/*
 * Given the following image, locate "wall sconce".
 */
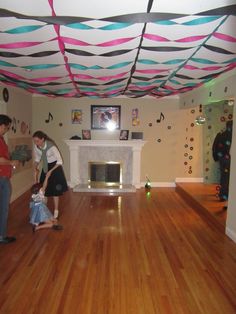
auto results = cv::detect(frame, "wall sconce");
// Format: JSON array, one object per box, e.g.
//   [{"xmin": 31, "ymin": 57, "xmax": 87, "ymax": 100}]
[
  {"xmin": 227, "ymin": 99, "xmax": 234, "ymax": 106},
  {"xmin": 195, "ymin": 104, "xmax": 206, "ymax": 125}
]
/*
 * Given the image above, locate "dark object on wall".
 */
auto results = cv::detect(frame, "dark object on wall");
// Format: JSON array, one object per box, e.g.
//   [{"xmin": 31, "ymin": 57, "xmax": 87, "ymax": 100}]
[
  {"xmin": 10, "ymin": 145, "xmax": 32, "ymax": 165},
  {"xmin": 212, "ymin": 120, "xmax": 233, "ymax": 201},
  {"xmin": 131, "ymin": 132, "xmax": 143, "ymax": 140},
  {"xmin": 2, "ymin": 88, "xmax": 9, "ymax": 102},
  {"xmin": 70, "ymin": 135, "xmax": 81, "ymax": 140}
]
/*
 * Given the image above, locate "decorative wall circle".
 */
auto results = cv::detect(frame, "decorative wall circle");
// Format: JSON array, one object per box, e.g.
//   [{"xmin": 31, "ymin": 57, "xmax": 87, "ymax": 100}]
[{"xmin": 3, "ymin": 88, "xmax": 9, "ymax": 102}]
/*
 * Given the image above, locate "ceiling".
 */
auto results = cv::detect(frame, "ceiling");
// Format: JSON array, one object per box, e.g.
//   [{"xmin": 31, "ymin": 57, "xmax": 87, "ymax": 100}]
[{"xmin": 0, "ymin": 0, "xmax": 236, "ymax": 99}]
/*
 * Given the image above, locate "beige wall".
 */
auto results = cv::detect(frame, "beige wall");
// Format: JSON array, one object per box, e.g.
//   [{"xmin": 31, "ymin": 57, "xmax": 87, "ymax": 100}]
[
  {"xmin": 32, "ymin": 97, "xmax": 203, "ymax": 185},
  {"xmin": 0, "ymin": 85, "xmax": 33, "ymax": 201}
]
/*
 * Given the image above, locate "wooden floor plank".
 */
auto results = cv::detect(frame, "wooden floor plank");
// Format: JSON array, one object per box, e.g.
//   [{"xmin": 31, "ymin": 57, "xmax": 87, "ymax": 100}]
[{"xmin": 0, "ymin": 187, "xmax": 236, "ymax": 314}]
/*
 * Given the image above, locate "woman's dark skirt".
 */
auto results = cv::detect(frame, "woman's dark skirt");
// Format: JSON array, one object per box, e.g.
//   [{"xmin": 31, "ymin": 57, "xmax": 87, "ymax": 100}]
[{"xmin": 40, "ymin": 161, "xmax": 68, "ymax": 197}]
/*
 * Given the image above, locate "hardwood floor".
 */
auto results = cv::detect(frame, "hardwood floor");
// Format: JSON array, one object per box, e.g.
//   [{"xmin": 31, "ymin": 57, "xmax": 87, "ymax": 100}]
[
  {"xmin": 176, "ymin": 182, "xmax": 227, "ymax": 233},
  {"xmin": 1, "ymin": 187, "xmax": 236, "ymax": 314}
]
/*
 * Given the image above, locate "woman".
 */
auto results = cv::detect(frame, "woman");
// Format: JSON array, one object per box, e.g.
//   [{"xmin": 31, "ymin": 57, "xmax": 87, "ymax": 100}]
[{"xmin": 32, "ymin": 131, "xmax": 68, "ymax": 219}]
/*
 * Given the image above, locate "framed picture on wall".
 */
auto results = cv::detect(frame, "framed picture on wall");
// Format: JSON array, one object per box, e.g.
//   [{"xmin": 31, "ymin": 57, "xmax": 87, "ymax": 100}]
[
  {"xmin": 71, "ymin": 109, "xmax": 82, "ymax": 124},
  {"xmin": 119, "ymin": 130, "xmax": 129, "ymax": 140},
  {"xmin": 82, "ymin": 129, "xmax": 91, "ymax": 140},
  {"xmin": 91, "ymin": 105, "xmax": 121, "ymax": 130}
]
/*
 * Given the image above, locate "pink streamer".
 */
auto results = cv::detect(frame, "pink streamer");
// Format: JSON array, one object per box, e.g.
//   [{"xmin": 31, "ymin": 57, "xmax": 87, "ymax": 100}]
[
  {"xmin": 143, "ymin": 34, "xmax": 169, "ymax": 42},
  {"xmin": 176, "ymin": 35, "xmax": 207, "ymax": 42},
  {"xmin": 0, "ymin": 42, "xmax": 43, "ymax": 49},
  {"xmin": 61, "ymin": 37, "xmax": 90, "ymax": 46},
  {"xmin": 97, "ymin": 37, "xmax": 136, "ymax": 47},
  {"xmin": 213, "ymin": 32, "xmax": 236, "ymax": 42}
]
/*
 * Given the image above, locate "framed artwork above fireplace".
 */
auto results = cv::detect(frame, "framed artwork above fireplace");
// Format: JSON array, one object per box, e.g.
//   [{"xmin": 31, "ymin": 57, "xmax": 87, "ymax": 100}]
[{"xmin": 91, "ymin": 105, "xmax": 121, "ymax": 130}]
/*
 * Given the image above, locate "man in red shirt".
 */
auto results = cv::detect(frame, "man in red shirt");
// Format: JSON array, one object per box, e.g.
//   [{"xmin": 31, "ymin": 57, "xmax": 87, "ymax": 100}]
[{"xmin": 0, "ymin": 114, "xmax": 19, "ymax": 244}]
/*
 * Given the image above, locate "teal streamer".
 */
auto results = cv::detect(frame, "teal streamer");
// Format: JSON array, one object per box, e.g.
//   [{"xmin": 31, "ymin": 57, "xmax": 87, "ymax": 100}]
[
  {"xmin": 104, "ymin": 84, "xmax": 124, "ymax": 91},
  {"xmin": 154, "ymin": 20, "xmax": 177, "ymax": 25},
  {"xmin": 100, "ymin": 23, "xmax": 132, "ymax": 30},
  {"xmin": 66, "ymin": 22, "xmax": 131, "ymax": 30},
  {"xmin": 66, "ymin": 23, "xmax": 93, "ymax": 30},
  {"xmin": 133, "ymin": 80, "xmax": 163, "ymax": 86},
  {"xmin": 54, "ymin": 89, "xmax": 73, "ymax": 94},
  {"xmin": 138, "ymin": 59, "xmax": 158, "ymax": 65},
  {"xmin": 169, "ymin": 79, "xmax": 182, "ymax": 85},
  {"xmin": 222, "ymin": 57, "xmax": 236, "ymax": 63},
  {"xmin": 183, "ymin": 16, "xmax": 221, "ymax": 25},
  {"xmin": 107, "ymin": 61, "xmax": 132, "ymax": 69},
  {"xmin": 164, "ymin": 59, "xmax": 184, "ymax": 65},
  {"xmin": 0, "ymin": 60, "xmax": 16, "ymax": 67},
  {"xmin": 79, "ymin": 87, "xmax": 98, "ymax": 92},
  {"xmin": 191, "ymin": 58, "xmax": 217, "ymax": 64},
  {"xmin": 5, "ymin": 25, "xmax": 44, "ymax": 34},
  {"xmin": 70, "ymin": 63, "xmax": 102, "ymax": 70},
  {"xmin": 23, "ymin": 64, "xmax": 59, "ymax": 70}
]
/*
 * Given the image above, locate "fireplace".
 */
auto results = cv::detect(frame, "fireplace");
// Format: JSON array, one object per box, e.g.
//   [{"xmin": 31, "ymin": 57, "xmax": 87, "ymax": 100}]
[
  {"xmin": 64, "ymin": 139, "xmax": 146, "ymax": 192},
  {"xmin": 89, "ymin": 161, "xmax": 122, "ymax": 187}
]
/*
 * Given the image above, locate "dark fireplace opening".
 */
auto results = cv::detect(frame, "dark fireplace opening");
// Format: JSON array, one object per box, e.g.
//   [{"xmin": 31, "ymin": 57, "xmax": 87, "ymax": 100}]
[{"xmin": 89, "ymin": 162, "xmax": 121, "ymax": 186}]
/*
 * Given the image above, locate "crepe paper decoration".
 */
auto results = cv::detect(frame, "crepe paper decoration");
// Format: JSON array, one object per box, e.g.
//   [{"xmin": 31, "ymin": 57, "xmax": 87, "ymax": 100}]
[{"xmin": 0, "ymin": 3, "xmax": 236, "ymax": 98}]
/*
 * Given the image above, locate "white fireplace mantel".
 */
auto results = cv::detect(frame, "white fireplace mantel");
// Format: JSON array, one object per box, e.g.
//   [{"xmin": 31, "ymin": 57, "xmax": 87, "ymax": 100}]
[{"xmin": 64, "ymin": 140, "xmax": 146, "ymax": 189}]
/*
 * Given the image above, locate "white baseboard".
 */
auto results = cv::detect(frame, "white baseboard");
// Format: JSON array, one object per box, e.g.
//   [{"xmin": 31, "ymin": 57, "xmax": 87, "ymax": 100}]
[
  {"xmin": 175, "ymin": 177, "xmax": 204, "ymax": 183},
  {"xmin": 226, "ymin": 227, "xmax": 236, "ymax": 243},
  {"xmin": 141, "ymin": 182, "xmax": 176, "ymax": 187}
]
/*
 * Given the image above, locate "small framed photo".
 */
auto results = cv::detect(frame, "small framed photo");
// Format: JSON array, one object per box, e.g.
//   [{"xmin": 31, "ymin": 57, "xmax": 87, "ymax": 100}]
[
  {"xmin": 119, "ymin": 130, "xmax": 129, "ymax": 140},
  {"xmin": 82, "ymin": 129, "xmax": 91, "ymax": 140},
  {"xmin": 71, "ymin": 109, "xmax": 82, "ymax": 124}
]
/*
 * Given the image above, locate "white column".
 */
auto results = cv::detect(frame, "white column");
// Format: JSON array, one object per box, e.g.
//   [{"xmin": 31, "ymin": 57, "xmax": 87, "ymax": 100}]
[
  {"xmin": 132, "ymin": 146, "xmax": 142, "ymax": 188},
  {"xmin": 69, "ymin": 146, "xmax": 80, "ymax": 187}
]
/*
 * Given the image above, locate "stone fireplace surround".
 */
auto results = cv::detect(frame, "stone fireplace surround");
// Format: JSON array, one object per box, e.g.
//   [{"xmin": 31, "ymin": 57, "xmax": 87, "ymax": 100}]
[{"xmin": 64, "ymin": 140, "xmax": 146, "ymax": 192}]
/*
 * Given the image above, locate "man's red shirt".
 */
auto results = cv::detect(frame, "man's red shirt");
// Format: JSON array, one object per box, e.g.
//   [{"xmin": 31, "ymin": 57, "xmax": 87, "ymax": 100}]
[{"xmin": 0, "ymin": 136, "xmax": 12, "ymax": 178}]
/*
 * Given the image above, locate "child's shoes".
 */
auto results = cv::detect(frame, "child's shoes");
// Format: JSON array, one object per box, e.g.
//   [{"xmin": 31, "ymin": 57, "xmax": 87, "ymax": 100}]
[
  {"xmin": 52, "ymin": 224, "xmax": 63, "ymax": 231},
  {"xmin": 54, "ymin": 210, "xmax": 59, "ymax": 219}
]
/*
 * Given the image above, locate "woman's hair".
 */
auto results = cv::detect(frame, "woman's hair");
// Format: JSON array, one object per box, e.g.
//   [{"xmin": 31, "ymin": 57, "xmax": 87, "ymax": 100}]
[
  {"xmin": 32, "ymin": 130, "xmax": 55, "ymax": 144},
  {"xmin": 31, "ymin": 183, "xmax": 42, "ymax": 194}
]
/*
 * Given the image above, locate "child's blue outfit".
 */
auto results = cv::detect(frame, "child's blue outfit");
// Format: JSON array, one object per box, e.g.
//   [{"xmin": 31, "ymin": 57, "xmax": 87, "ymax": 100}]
[{"xmin": 30, "ymin": 188, "xmax": 53, "ymax": 225}]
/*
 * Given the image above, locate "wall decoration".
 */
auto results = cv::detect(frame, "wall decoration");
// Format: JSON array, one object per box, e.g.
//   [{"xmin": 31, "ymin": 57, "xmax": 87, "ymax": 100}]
[
  {"xmin": 119, "ymin": 130, "xmax": 129, "ymax": 140},
  {"xmin": 8, "ymin": 137, "xmax": 32, "ymax": 173},
  {"xmin": 20, "ymin": 121, "xmax": 27, "ymax": 134},
  {"xmin": 11, "ymin": 117, "xmax": 17, "ymax": 133},
  {"xmin": 156, "ymin": 112, "xmax": 165, "ymax": 123},
  {"xmin": 71, "ymin": 109, "xmax": 82, "ymax": 124},
  {"xmin": 45, "ymin": 112, "xmax": 53, "ymax": 123},
  {"xmin": 91, "ymin": 105, "xmax": 120, "ymax": 130},
  {"xmin": 82, "ymin": 129, "xmax": 91, "ymax": 140},
  {"xmin": 132, "ymin": 108, "xmax": 140, "ymax": 126},
  {"xmin": 2, "ymin": 88, "xmax": 9, "ymax": 102}
]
